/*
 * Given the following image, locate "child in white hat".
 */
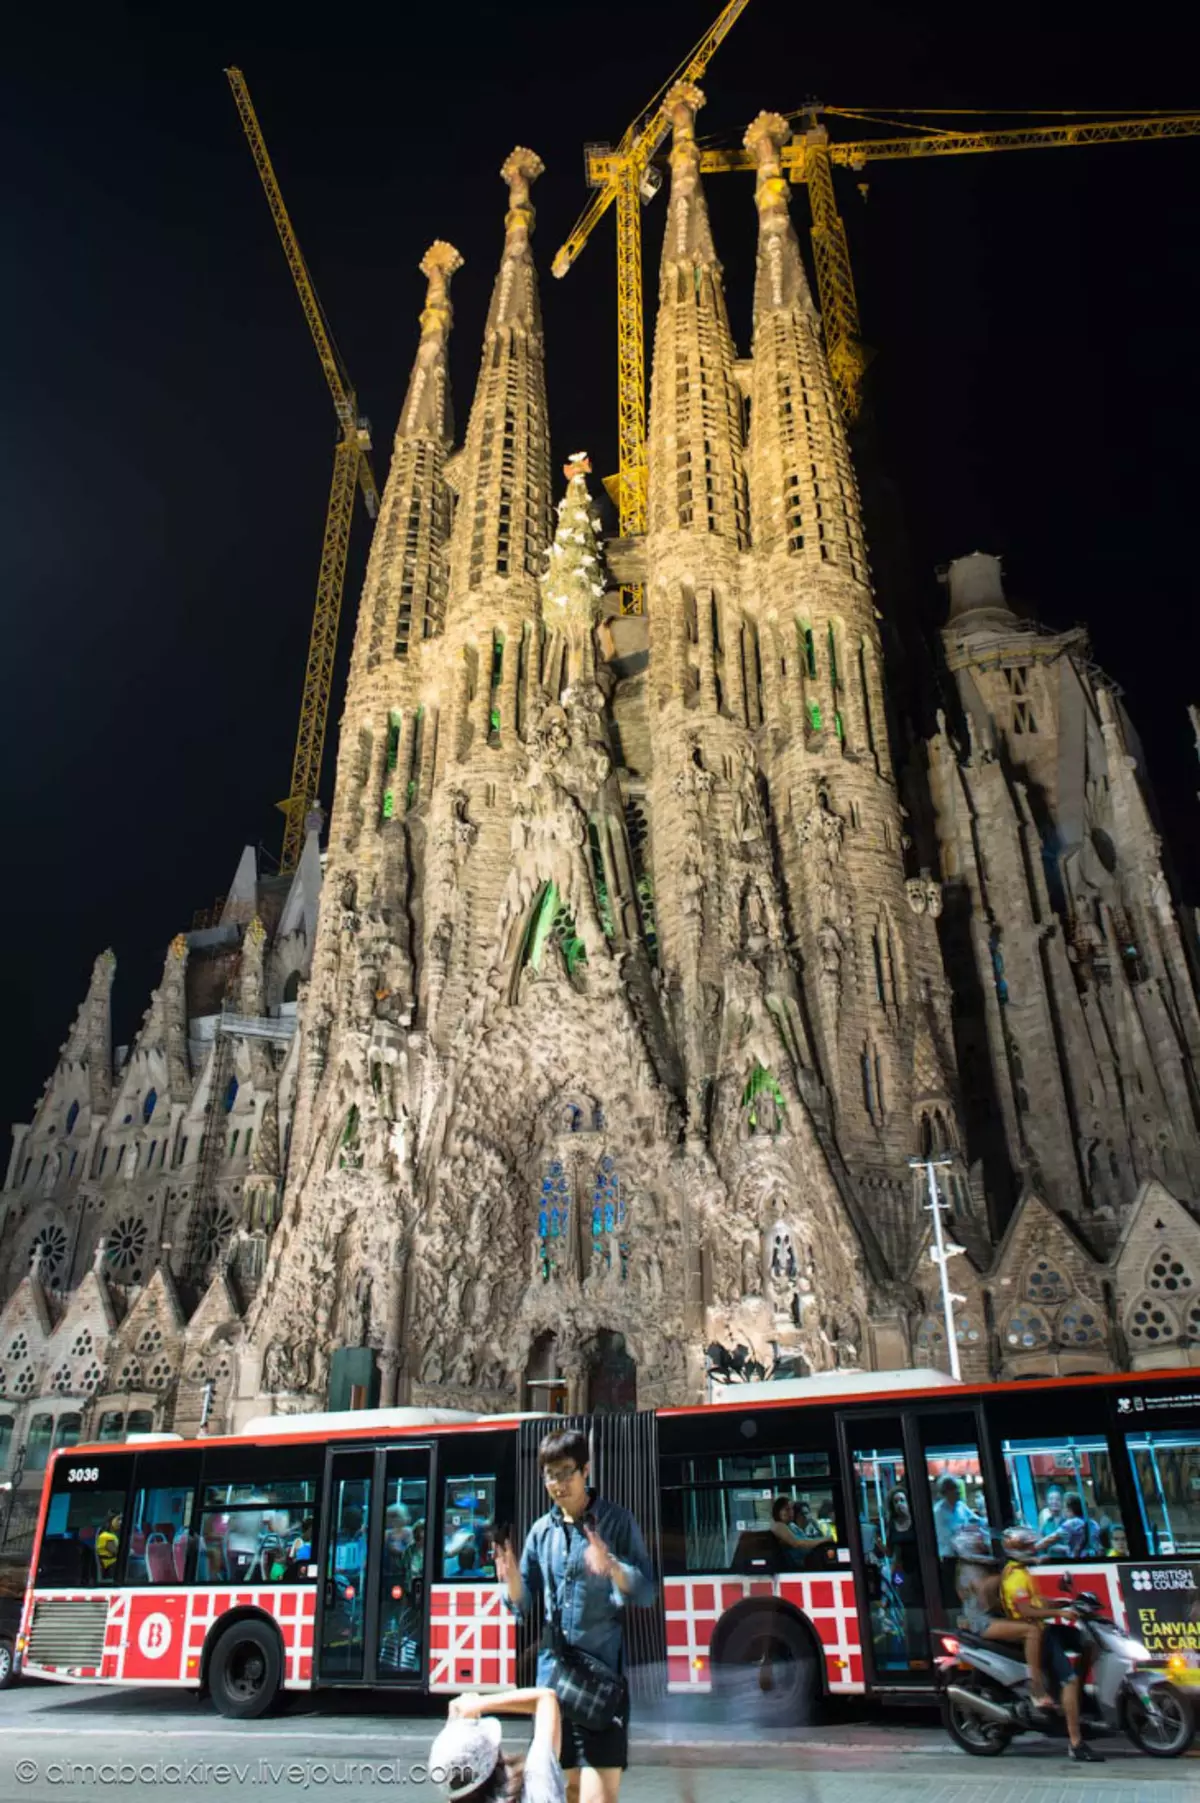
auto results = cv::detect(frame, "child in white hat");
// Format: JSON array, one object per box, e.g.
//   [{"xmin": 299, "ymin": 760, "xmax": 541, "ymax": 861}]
[{"xmin": 429, "ymin": 1688, "xmax": 564, "ymax": 1802}]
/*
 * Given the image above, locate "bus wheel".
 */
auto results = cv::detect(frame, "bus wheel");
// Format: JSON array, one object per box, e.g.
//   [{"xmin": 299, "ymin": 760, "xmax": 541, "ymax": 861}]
[
  {"xmin": 714, "ymin": 1611, "xmax": 818, "ymax": 1727},
  {"xmin": 208, "ymin": 1620, "xmax": 282, "ymax": 1719},
  {"xmin": 0, "ymin": 1636, "xmax": 14, "ymax": 1690}
]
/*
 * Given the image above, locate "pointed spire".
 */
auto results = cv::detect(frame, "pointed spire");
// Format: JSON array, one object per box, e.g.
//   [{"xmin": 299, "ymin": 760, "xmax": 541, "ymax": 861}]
[
  {"xmin": 489, "ymin": 147, "xmax": 545, "ymax": 332},
  {"xmin": 448, "ymin": 147, "xmax": 552, "ymax": 607},
  {"xmin": 646, "ymin": 85, "xmax": 745, "ymax": 544},
  {"xmin": 743, "ymin": 108, "xmax": 869, "ymax": 586},
  {"xmin": 661, "ymin": 83, "xmax": 717, "ymax": 273},
  {"xmin": 398, "ymin": 240, "xmax": 462, "ymax": 445},
  {"xmin": 745, "ymin": 111, "xmax": 815, "ymax": 322},
  {"xmin": 354, "ymin": 242, "xmax": 463, "ymax": 667}
]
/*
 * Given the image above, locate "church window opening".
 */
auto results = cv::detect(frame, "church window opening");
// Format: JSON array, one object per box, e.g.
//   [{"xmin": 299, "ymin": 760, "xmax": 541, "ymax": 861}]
[
  {"xmin": 244, "ymin": 1128, "xmax": 253, "ymax": 1158},
  {"xmin": 1005, "ymin": 664, "xmax": 1037, "ymax": 735},
  {"xmin": 861, "ymin": 1043, "xmax": 886, "ymax": 1126},
  {"xmin": 742, "ymin": 1063, "xmax": 785, "ymax": 1136},
  {"xmin": 31, "ymin": 1222, "xmax": 68, "ymax": 1286},
  {"xmin": 223, "ymin": 1077, "xmax": 238, "ymax": 1114},
  {"xmin": 147, "ymin": 1139, "xmax": 156, "ymax": 1168},
  {"xmin": 26, "ymin": 1414, "xmax": 54, "ymax": 1473},
  {"xmin": 106, "ymin": 1216, "xmax": 148, "ymax": 1282},
  {"xmin": 1058, "ymin": 1298, "xmax": 1104, "ymax": 1346},
  {"xmin": 801, "ymin": 625, "xmax": 817, "ymax": 680},
  {"xmin": 989, "ymin": 931, "xmax": 1009, "ymax": 1004},
  {"xmin": 807, "ymin": 702, "xmax": 823, "ymax": 733},
  {"xmin": 834, "ymin": 711, "xmax": 845, "ymax": 741},
  {"xmin": 538, "ymin": 1161, "xmax": 572, "ymax": 1282},
  {"xmin": 624, "ymin": 800, "xmax": 659, "ymax": 964},
  {"xmin": 827, "ymin": 624, "xmax": 840, "ymax": 691},
  {"xmin": 522, "ymin": 882, "xmax": 586, "ymax": 979},
  {"xmin": 1004, "ymin": 1303, "xmax": 1052, "ymax": 1350},
  {"xmin": 1146, "ymin": 1246, "xmax": 1194, "ymax": 1296},
  {"xmin": 591, "ymin": 1156, "xmax": 627, "ymax": 1279},
  {"xmin": 143, "ymin": 1090, "xmax": 157, "ymax": 1125},
  {"xmin": 382, "ymin": 789, "xmax": 395, "ymax": 821},
  {"xmin": 587, "ymin": 822, "xmax": 614, "ymax": 939},
  {"xmin": 53, "ymin": 1413, "xmax": 82, "ymax": 1451},
  {"xmin": 871, "ymin": 918, "xmax": 898, "ymax": 1008},
  {"xmin": 338, "ymin": 1105, "xmax": 362, "ymax": 1171},
  {"xmin": 66, "ymin": 1100, "xmax": 79, "ymax": 1134},
  {"xmin": 488, "ymin": 632, "xmax": 504, "ymax": 743},
  {"xmin": 1025, "ymin": 1257, "xmax": 1068, "ymax": 1304},
  {"xmin": 229, "ymin": 1130, "xmax": 239, "ymax": 1159},
  {"xmin": 1127, "ymin": 1295, "xmax": 1178, "ymax": 1345},
  {"xmin": 283, "ymin": 970, "xmax": 301, "ymax": 1005},
  {"xmin": 385, "ymin": 711, "xmax": 401, "ymax": 771}
]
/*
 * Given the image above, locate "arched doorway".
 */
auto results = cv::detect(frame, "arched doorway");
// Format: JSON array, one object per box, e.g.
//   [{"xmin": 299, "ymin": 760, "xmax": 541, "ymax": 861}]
[
  {"xmin": 584, "ymin": 1330, "xmax": 637, "ymax": 1415},
  {"xmin": 523, "ymin": 1331, "xmax": 568, "ymax": 1415}
]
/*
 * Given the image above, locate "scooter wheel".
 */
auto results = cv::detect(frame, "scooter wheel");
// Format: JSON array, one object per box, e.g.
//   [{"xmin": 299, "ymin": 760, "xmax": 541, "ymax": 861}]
[
  {"xmin": 1121, "ymin": 1683, "xmax": 1194, "ymax": 1758},
  {"xmin": 941, "ymin": 1690, "xmax": 1014, "ymax": 1757}
]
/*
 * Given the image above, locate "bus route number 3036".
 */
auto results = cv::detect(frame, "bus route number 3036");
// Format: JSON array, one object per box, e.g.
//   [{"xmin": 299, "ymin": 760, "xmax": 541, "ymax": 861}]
[{"xmin": 66, "ymin": 1467, "xmax": 100, "ymax": 1483}]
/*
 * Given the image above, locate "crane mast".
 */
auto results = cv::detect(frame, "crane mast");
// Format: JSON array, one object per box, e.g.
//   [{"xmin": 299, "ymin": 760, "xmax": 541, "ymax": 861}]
[{"xmin": 225, "ymin": 67, "xmax": 380, "ymax": 874}]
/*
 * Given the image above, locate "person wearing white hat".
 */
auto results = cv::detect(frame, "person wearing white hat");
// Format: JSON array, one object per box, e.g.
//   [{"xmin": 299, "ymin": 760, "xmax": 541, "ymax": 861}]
[{"xmin": 429, "ymin": 1687, "xmax": 565, "ymax": 1802}]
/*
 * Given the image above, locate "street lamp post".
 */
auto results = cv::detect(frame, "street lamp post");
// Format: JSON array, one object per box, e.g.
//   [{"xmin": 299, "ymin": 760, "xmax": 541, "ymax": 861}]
[{"xmin": 910, "ymin": 1156, "xmax": 965, "ymax": 1382}]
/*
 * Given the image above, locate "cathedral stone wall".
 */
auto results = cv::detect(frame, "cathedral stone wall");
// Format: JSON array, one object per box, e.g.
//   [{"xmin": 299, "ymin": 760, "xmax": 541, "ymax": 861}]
[{"xmin": 4, "ymin": 98, "xmax": 1200, "ymax": 1507}]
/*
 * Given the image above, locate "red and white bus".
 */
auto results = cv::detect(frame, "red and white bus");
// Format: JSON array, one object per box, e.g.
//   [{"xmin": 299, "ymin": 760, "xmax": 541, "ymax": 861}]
[{"xmin": 16, "ymin": 1365, "xmax": 1200, "ymax": 1719}]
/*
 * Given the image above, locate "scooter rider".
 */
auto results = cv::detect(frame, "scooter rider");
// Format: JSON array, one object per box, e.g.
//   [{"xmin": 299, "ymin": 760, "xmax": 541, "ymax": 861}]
[{"xmin": 998, "ymin": 1527, "xmax": 1104, "ymax": 1763}]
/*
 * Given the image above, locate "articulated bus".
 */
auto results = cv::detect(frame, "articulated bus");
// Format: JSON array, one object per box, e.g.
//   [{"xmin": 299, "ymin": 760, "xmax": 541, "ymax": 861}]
[{"xmin": 16, "ymin": 1365, "xmax": 1200, "ymax": 1719}]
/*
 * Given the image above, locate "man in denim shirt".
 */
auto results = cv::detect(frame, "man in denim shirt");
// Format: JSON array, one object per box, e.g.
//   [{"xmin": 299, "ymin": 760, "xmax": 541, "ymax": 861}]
[{"xmin": 496, "ymin": 1429, "xmax": 654, "ymax": 1803}]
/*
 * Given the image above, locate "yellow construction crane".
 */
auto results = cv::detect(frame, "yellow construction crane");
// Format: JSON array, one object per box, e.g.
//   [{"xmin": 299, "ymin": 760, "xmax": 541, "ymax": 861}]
[
  {"xmin": 551, "ymin": 0, "xmax": 754, "ymax": 608},
  {"xmin": 225, "ymin": 67, "xmax": 380, "ymax": 874},
  {"xmin": 700, "ymin": 105, "xmax": 1200, "ymax": 427},
  {"xmin": 554, "ymin": 9, "xmax": 1200, "ymax": 616}
]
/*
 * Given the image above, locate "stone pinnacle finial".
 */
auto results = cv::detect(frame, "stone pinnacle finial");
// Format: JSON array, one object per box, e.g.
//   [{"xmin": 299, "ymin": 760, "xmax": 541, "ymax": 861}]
[
  {"xmin": 666, "ymin": 81, "xmax": 706, "ymax": 130},
  {"xmin": 419, "ymin": 239, "xmax": 464, "ymax": 327},
  {"xmin": 746, "ymin": 112, "xmax": 792, "ymax": 233},
  {"xmin": 564, "ymin": 450, "xmax": 592, "ymax": 480},
  {"xmin": 500, "ymin": 147, "xmax": 544, "ymax": 251}
]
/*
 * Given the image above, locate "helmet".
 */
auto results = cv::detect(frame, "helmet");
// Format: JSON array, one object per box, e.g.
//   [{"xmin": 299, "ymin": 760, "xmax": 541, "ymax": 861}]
[
  {"xmin": 1001, "ymin": 1525, "xmax": 1038, "ymax": 1558},
  {"xmin": 953, "ymin": 1525, "xmax": 995, "ymax": 1563}
]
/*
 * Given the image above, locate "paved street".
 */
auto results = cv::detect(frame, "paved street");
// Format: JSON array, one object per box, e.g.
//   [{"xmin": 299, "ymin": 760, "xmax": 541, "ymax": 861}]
[{"xmin": 0, "ymin": 1682, "xmax": 1196, "ymax": 1803}]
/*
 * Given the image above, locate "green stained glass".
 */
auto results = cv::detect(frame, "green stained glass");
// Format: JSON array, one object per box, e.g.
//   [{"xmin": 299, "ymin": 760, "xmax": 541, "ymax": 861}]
[
  {"xmin": 382, "ymin": 790, "xmax": 395, "ymax": 820},
  {"xmin": 808, "ymin": 702, "xmax": 822, "ymax": 732}
]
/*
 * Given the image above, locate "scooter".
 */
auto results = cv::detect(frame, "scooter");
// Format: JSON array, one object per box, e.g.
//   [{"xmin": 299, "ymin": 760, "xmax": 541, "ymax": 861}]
[{"xmin": 936, "ymin": 1588, "xmax": 1194, "ymax": 1758}]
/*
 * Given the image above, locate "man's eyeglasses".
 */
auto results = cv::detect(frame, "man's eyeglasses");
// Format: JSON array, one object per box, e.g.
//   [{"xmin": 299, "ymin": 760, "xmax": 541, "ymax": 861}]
[{"xmin": 543, "ymin": 1465, "xmax": 580, "ymax": 1488}]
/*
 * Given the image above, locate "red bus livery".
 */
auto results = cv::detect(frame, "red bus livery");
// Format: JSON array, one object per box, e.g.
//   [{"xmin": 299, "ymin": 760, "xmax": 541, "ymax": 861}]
[{"xmin": 18, "ymin": 1366, "xmax": 1199, "ymax": 1718}]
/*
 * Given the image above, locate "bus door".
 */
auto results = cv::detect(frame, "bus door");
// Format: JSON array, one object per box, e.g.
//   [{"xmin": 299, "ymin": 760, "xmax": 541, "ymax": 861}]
[
  {"xmin": 840, "ymin": 1404, "xmax": 994, "ymax": 1688},
  {"xmin": 315, "ymin": 1442, "xmax": 434, "ymax": 1686}
]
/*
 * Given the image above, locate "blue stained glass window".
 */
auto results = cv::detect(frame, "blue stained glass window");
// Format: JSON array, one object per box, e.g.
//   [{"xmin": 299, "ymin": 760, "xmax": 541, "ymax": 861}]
[{"xmin": 539, "ymin": 1162, "xmax": 572, "ymax": 1281}]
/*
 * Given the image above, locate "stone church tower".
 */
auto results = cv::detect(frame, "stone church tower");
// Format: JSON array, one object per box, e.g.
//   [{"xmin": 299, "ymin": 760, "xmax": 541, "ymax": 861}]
[
  {"xmin": 239, "ymin": 90, "xmax": 975, "ymax": 1421},
  {"xmin": 5, "ymin": 93, "xmax": 1200, "ymax": 1484}
]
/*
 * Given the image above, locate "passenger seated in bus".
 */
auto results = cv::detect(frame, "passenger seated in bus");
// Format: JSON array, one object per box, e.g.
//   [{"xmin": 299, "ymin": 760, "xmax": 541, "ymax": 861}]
[{"xmin": 769, "ymin": 1496, "xmax": 826, "ymax": 1565}]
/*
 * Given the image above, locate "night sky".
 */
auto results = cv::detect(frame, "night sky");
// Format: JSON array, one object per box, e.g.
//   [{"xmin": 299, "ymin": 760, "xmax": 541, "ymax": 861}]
[{"xmin": 4, "ymin": 2, "xmax": 1199, "ymax": 1140}]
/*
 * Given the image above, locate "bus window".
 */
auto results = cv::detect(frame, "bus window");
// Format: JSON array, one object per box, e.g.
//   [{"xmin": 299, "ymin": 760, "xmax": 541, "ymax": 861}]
[
  {"xmin": 661, "ymin": 1451, "xmax": 839, "ymax": 1575},
  {"xmin": 1000, "ymin": 1435, "xmax": 1126, "ymax": 1558},
  {"xmin": 128, "ymin": 1483, "xmax": 197, "ymax": 1586},
  {"xmin": 197, "ymin": 1469, "xmax": 320, "ymax": 1585},
  {"xmin": 1125, "ymin": 1429, "xmax": 1200, "ymax": 1557},
  {"xmin": 441, "ymin": 1474, "xmax": 498, "ymax": 1581},
  {"xmin": 848, "ymin": 1439, "xmax": 929, "ymax": 1673},
  {"xmin": 36, "ymin": 1474, "xmax": 133, "ymax": 1589},
  {"xmin": 915, "ymin": 1410, "xmax": 992, "ymax": 1616},
  {"xmin": 378, "ymin": 1449, "xmax": 429, "ymax": 1677}
]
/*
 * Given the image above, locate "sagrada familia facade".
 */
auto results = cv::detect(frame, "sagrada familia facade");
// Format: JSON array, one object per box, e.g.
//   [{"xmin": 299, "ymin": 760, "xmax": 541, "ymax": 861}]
[{"xmin": 3, "ymin": 89, "xmax": 1200, "ymax": 1502}]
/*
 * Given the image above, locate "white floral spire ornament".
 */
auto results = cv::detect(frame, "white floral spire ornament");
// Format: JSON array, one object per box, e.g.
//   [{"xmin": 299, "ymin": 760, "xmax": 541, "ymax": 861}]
[{"xmin": 539, "ymin": 452, "xmax": 608, "ymax": 689}]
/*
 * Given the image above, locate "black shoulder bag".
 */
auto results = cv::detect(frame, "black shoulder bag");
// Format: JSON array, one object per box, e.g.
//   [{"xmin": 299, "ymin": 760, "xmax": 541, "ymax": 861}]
[{"xmin": 544, "ymin": 1557, "xmax": 629, "ymax": 1731}]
